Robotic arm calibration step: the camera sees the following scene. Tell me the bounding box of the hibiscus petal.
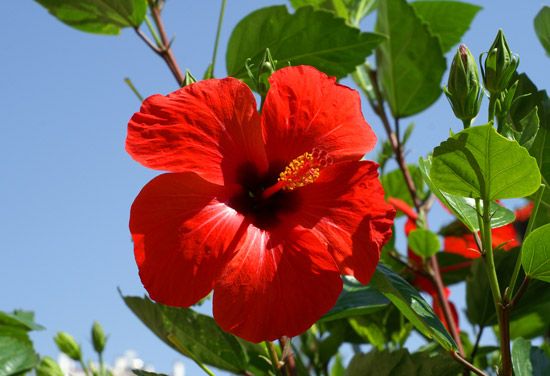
[261,66,376,165]
[127,78,267,185]
[130,173,245,307]
[282,161,395,284]
[213,228,342,342]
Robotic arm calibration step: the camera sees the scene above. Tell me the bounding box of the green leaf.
[531,347,550,376]
[510,303,550,339]
[382,165,425,211]
[375,0,446,117]
[132,371,168,376]
[290,0,350,19]
[321,276,389,321]
[535,6,550,56]
[347,349,460,376]
[34,0,147,35]
[330,353,345,376]
[122,294,259,374]
[370,264,457,351]
[226,6,384,82]
[408,229,441,258]
[0,311,44,332]
[512,338,533,376]
[290,0,377,25]
[467,248,550,325]
[0,336,39,376]
[419,156,516,232]
[513,74,550,218]
[411,1,482,53]
[348,305,412,349]
[431,124,541,200]
[522,223,550,282]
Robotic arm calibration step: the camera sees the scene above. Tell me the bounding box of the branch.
[362,67,465,357]
[279,336,297,376]
[141,0,184,86]
[451,352,488,376]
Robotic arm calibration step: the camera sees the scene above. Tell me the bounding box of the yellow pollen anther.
[278,151,328,191]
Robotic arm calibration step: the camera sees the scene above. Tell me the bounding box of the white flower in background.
[56,351,185,376]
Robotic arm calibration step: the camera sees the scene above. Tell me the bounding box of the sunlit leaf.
[522,223,550,282]
[419,156,515,232]
[408,229,441,258]
[375,0,446,117]
[122,294,266,374]
[382,165,425,212]
[431,124,541,200]
[411,1,482,52]
[34,0,147,35]
[0,336,39,376]
[226,6,384,82]
[512,338,533,376]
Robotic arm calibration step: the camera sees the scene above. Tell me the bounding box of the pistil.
[262,149,331,199]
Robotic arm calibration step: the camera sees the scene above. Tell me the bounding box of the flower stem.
[142,0,185,86]
[451,352,488,376]
[358,65,466,359]
[505,184,545,302]
[479,197,512,376]
[279,336,297,376]
[208,0,227,78]
[124,77,144,102]
[265,341,283,376]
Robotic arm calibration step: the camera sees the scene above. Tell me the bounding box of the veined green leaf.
[376,0,446,117]
[419,156,515,232]
[226,6,384,82]
[431,124,541,200]
[411,1,481,53]
[522,223,550,282]
[34,0,147,35]
[370,265,456,351]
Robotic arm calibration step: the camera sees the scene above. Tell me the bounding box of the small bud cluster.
[444,29,519,128]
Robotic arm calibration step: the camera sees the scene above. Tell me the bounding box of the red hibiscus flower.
[126,66,395,342]
[389,197,459,332]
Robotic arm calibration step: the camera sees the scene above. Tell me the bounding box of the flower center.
[262,149,332,199]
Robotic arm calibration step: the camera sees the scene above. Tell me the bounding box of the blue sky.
[2,0,549,374]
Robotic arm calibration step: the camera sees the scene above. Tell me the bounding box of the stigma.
[262,149,331,199]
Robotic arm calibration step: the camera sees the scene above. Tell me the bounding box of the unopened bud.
[184,70,197,86]
[91,321,107,354]
[258,48,277,97]
[444,44,482,125]
[36,356,63,376]
[54,332,82,361]
[482,29,519,95]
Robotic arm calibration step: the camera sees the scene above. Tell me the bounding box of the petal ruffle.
[213,228,342,343]
[130,173,245,307]
[281,161,395,284]
[261,66,376,165]
[127,78,267,185]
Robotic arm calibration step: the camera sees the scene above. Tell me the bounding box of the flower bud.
[184,70,197,86]
[91,321,107,354]
[258,48,277,98]
[36,356,64,376]
[444,44,482,125]
[54,332,82,361]
[482,29,519,95]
